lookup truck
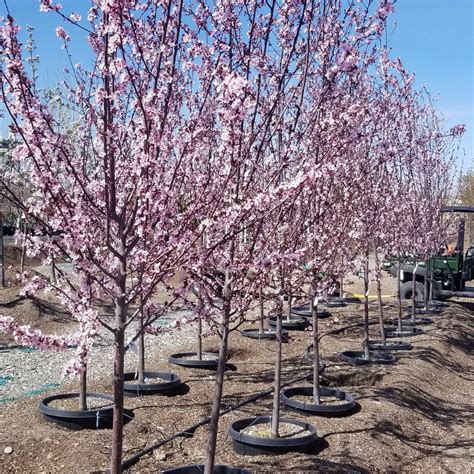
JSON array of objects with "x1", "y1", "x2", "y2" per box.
[{"x1": 383, "y1": 206, "x2": 474, "y2": 300}]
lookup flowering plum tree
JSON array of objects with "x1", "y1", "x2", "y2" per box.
[
  {"x1": 0, "y1": 0, "x2": 463, "y2": 473},
  {"x1": 0, "y1": 1, "x2": 220, "y2": 471}
]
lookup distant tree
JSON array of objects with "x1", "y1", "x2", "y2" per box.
[{"x1": 459, "y1": 171, "x2": 474, "y2": 245}]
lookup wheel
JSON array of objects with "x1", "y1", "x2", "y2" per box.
[{"x1": 400, "y1": 281, "x2": 425, "y2": 301}]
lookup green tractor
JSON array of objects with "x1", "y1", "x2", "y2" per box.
[{"x1": 384, "y1": 206, "x2": 474, "y2": 300}]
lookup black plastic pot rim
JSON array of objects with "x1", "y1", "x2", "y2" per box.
[
  {"x1": 239, "y1": 328, "x2": 289, "y2": 339},
  {"x1": 368, "y1": 340, "x2": 413, "y2": 351},
  {"x1": 428, "y1": 301, "x2": 447, "y2": 307},
  {"x1": 162, "y1": 465, "x2": 251, "y2": 474},
  {"x1": 385, "y1": 325, "x2": 423, "y2": 333},
  {"x1": 386, "y1": 317, "x2": 433, "y2": 326},
  {"x1": 268, "y1": 316, "x2": 309, "y2": 330},
  {"x1": 40, "y1": 392, "x2": 114, "y2": 419},
  {"x1": 406, "y1": 308, "x2": 442, "y2": 315},
  {"x1": 385, "y1": 327, "x2": 423, "y2": 339},
  {"x1": 228, "y1": 416, "x2": 317, "y2": 447},
  {"x1": 328, "y1": 295, "x2": 360, "y2": 303},
  {"x1": 290, "y1": 305, "x2": 331, "y2": 318},
  {"x1": 168, "y1": 352, "x2": 219, "y2": 368},
  {"x1": 336, "y1": 296, "x2": 361, "y2": 304},
  {"x1": 339, "y1": 350, "x2": 397, "y2": 365},
  {"x1": 324, "y1": 300, "x2": 347, "y2": 308},
  {"x1": 404, "y1": 301, "x2": 426, "y2": 309},
  {"x1": 123, "y1": 371, "x2": 181, "y2": 395},
  {"x1": 281, "y1": 386, "x2": 356, "y2": 414}
]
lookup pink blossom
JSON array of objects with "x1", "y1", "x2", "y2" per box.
[
  {"x1": 69, "y1": 13, "x2": 81, "y2": 22},
  {"x1": 449, "y1": 124, "x2": 466, "y2": 137},
  {"x1": 55, "y1": 26, "x2": 70, "y2": 42}
]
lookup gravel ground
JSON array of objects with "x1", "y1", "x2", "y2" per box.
[
  {"x1": 1, "y1": 245, "x2": 473, "y2": 473},
  {"x1": 0, "y1": 254, "x2": 387, "y2": 406},
  {"x1": 0, "y1": 300, "x2": 199, "y2": 404},
  {"x1": 0, "y1": 298, "x2": 472, "y2": 473}
]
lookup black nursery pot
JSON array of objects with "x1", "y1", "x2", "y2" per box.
[
  {"x1": 335, "y1": 295, "x2": 361, "y2": 304},
  {"x1": 428, "y1": 301, "x2": 447, "y2": 308},
  {"x1": 291, "y1": 304, "x2": 331, "y2": 319},
  {"x1": 39, "y1": 392, "x2": 134, "y2": 430},
  {"x1": 163, "y1": 465, "x2": 251, "y2": 474},
  {"x1": 339, "y1": 350, "x2": 397, "y2": 365},
  {"x1": 405, "y1": 301, "x2": 425, "y2": 309},
  {"x1": 325, "y1": 299, "x2": 347, "y2": 308},
  {"x1": 384, "y1": 326, "x2": 423, "y2": 338},
  {"x1": 168, "y1": 352, "x2": 219, "y2": 369},
  {"x1": 268, "y1": 315, "x2": 309, "y2": 331},
  {"x1": 123, "y1": 371, "x2": 181, "y2": 397},
  {"x1": 386, "y1": 317, "x2": 433, "y2": 326},
  {"x1": 281, "y1": 386, "x2": 356, "y2": 416},
  {"x1": 228, "y1": 416, "x2": 317, "y2": 456},
  {"x1": 406, "y1": 307, "x2": 442, "y2": 315},
  {"x1": 240, "y1": 328, "x2": 289, "y2": 340},
  {"x1": 368, "y1": 340, "x2": 413, "y2": 351}
]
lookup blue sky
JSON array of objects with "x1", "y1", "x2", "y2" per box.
[{"x1": 1, "y1": 0, "x2": 472, "y2": 168}]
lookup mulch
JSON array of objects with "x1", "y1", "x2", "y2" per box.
[{"x1": 1, "y1": 297, "x2": 473, "y2": 473}]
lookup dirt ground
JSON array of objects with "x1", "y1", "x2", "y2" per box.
[{"x1": 0, "y1": 243, "x2": 473, "y2": 473}]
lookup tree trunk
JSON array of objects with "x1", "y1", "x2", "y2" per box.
[
  {"x1": 197, "y1": 315, "x2": 203, "y2": 361},
  {"x1": 138, "y1": 308, "x2": 145, "y2": 384},
  {"x1": 429, "y1": 259, "x2": 434, "y2": 304},
  {"x1": 258, "y1": 288, "x2": 265, "y2": 334},
  {"x1": 340, "y1": 275, "x2": 344, "y2": 299},
  {"x1": 51, "y1": 255, "x2": 57, "y2": 285},
  {"x1": 204, "y1": 290, "x2": 231, "y2": 474},
  {"x1": 424, "y1": 256, "x2": 431, "y2": 309},
  {"x1": 374, "y1": 249, "x2": 385, "y2": 344},
  {"x1": 0, "y1": 214, "x2": 5, "y2": 288},
  {"x1": 270, "y1": 300, "x2": 282, "y2": 437},
  {"x1": 397, "y1": 255, "x2": 403, "y2": 333},
  {"x1": 363, "y1": 250, "x2": 370, "y2": 360},
  {"x1": 110, "y1": 276, "x2": 127, "y2": 474},
  {"x1": 20, "y1": 221, "x2": 26, "y2": 274},
  {"x1": 286, "y1": 293, "x2": 292, "y2": 322},
  {"x1": 79, "y1": 365, "x2": 87, "y2": 410},
  {"x1": 411, "y1": 262, "x2": 419, "y2": 324},
  {"x1": 310, "y1": 283, "x2": 320, "y2": 404}
]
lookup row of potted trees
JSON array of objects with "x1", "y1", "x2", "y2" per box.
[{"x1": 0, "y1": 0, "x2": 462, "y2": 472}]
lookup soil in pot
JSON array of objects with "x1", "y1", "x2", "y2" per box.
[
  {"x1": 126, "y1": 376, "x2": 166, "y2": 384},
  {"x1": 163, "y1": 465, "x2": 251, "y2": 474},
  {"x1": 268, "y1": 316, "x2": 309, "y2": 330},
  {"x1": 384, "y1": 326, "x2": 423, "y2": 338},
  {"x1": 386, "y1": 317, "x2": 433, "y2": 326},
  {"x1": 290, "y1": 305, "x2": 331, "y2": 319},
  {"x1": 228, "y1": 416, "x2": 318, "y2": 456},
  {"x1": 293, "y1": 395, "x2": 347, "y2": 405},
  {"x1": 39, "y1": 392, "x2": 134, "y2": 430},
  {"x1": 281, "y1": 386, "x2": 356, "y2": 416},
  {"x1": 123, "y1": 371, "x2": 182, "y2": 397},
  {"x1": 368, "y1": 340, "x2": 413, "y2": 351},
  {"x1": 240, "y1": 328, "x2": 289, "y2": 340},
  {"x1": 408, "y1": 307, "x2": 442, "y2": 315},
  {"x1": 243, "y1": 422, "x2": 312, "y2": 439},
  {"x1": 177, "y1": 353, "x2": 217, "y2": 361},
  {"x1": 48, "y1": 396, "x2": 112, "y2": 411}
]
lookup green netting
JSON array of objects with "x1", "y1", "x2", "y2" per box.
[
  {"x1": 0, "y1": 375, "x2": 13, "y2": 387},
  {"x1": 0, "y1": 381, "x2": 62, "y2": 404}
]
